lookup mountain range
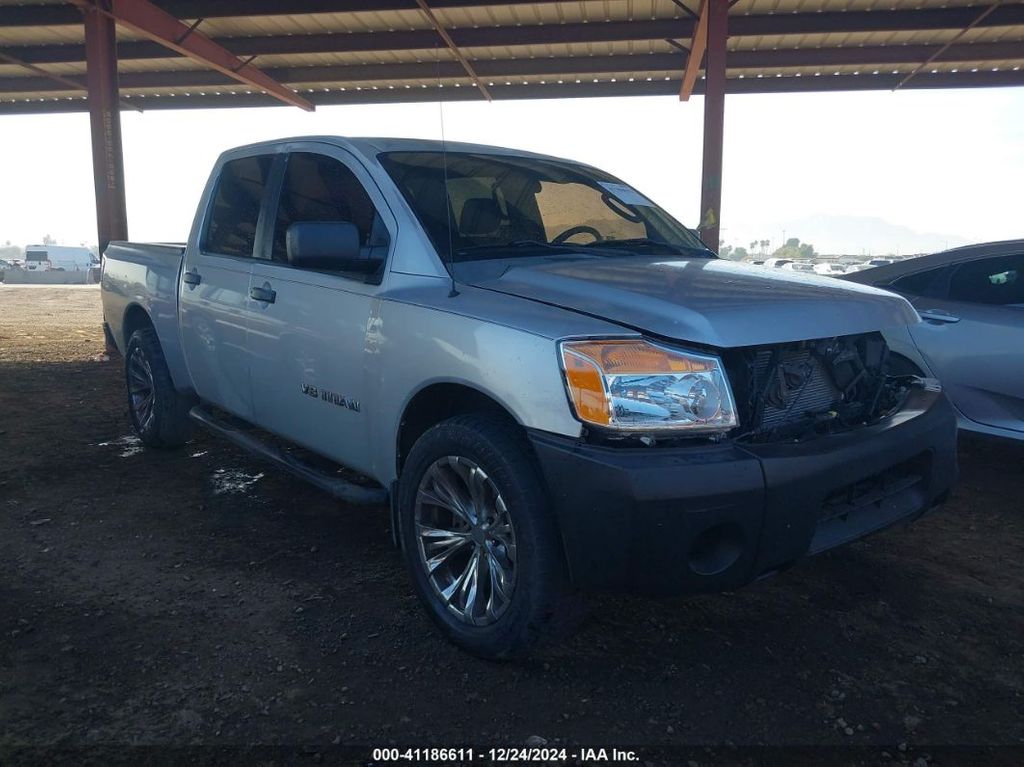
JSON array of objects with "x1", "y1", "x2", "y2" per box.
[{"x1": 727, "y1": 214, "x2": 971, "y2": 257}]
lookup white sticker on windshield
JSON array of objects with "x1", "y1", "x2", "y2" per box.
[{"x1": 599, "y1": 182, "x2": 654, "y2": 207}]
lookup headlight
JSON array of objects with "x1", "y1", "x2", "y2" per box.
[{"x1": 559, "y1": 339, "x2": 738, "y2": 433}]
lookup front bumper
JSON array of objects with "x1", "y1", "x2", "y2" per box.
[{"x1": 529, "y1": 388, "x2": 957, "y2": 594}]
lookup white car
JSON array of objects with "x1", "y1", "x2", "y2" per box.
[
  {"x1": 781, "y1": 261, "x2": 816, "y2": 273},
  {"x1": 844, "y1": 240, "x2": 1024, "y2": 442}
]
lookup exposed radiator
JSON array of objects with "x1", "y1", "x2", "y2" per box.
[{"x1": 750, "y1": 348, "x2": 842, "y2": 430}]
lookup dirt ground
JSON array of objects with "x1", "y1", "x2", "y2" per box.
[{"x1": 1, "y1": 286, "x2": 1021, "y2": 760}]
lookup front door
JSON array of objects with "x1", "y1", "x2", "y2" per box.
[
  {"x1": 247, "y1": 146, "x2": 394, "y2": 475},
  {"x1": 179, "y1": 152, "x2": 276, "y2": 420},
  {"x1": 907, "y1": 253, "x2": 1024, "y2": 434}
]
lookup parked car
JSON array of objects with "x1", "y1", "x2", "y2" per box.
[
  {"x1": 101, "y1": 137, "x2": 957, "y2": 658},
  {"x1": 812, "y1": 262, "x2": 848, "y2": 276},
  {"x1": 844, "y1": 240, "x2": 1024, "y2": 441},
  {"x1": 781, "y1": 261, "x2": 816, "y2": 273}
]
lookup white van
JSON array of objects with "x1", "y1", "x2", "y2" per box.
[{"x1": 24, "y1": 245, "x2": 97, "y2": 272}]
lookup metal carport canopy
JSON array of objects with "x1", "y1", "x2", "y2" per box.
[{"x1": 2, "y1": 0, "x2": 1023, "y2": 252}]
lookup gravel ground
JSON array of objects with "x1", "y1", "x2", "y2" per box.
[{"x1": 0, "y1": 286, "x2": 1022, "y2": 761}]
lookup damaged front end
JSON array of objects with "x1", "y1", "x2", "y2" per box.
[{"x1": 726, "y1": 332, "x2": 934, "y2": 444}]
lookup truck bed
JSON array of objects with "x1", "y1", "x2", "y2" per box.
[{"x1": 101, "y1": 241, "x2": 189, "y2": 387}]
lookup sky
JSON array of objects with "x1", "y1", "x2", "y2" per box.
[{"x1": 1, "y1": 86, "x2": 1022, "y2": 256}]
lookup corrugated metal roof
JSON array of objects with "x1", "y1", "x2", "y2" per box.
[{"x1": 0, "y1": 0, "x2": 1021, "y2": 112}]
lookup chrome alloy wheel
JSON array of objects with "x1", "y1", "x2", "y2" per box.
[
  {"x1": 414, "y1": 456, "x2": 518, "y2": 626},
  {"x1": 127, "y1": 347, "x2": 156, "y2": 430}
]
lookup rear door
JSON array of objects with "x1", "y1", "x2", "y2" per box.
[
  {"x1": 900, "y1": 253, "x2": 1024, "y2": 434},
  {"x1": 246, "y1": 144, "x2": 394, "y2": 474},
  {"x1": 179, "y1": 151, "x2": 278, "y2": 420}
]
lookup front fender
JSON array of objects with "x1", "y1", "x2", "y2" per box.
[{"x1": 370, "y1": 301, "x2": 583, "y2": 485}]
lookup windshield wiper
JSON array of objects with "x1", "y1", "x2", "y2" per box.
[
  {"x1": 583, "y1": 238, "x2": 713, "y2": 257},
  {"x1": 455, "y1": 239, "x2": 590, "y2": 256}
]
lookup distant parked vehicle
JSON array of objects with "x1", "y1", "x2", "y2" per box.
[
  {"x1": 24, "y1": 245, "x2": 97, "y2": 272},
  {"x1": 813, "y1": 263, "x2": 847, "y2": 276},
  {"x1": 762, "y1": 257, "x2": 792, "y2": 268},
  {"x1": 844, "y1": 240, "x2": 1024, "y2": 441},
  {"x1": 781, "y1": 261, "x2": 816, "y2": 273}
]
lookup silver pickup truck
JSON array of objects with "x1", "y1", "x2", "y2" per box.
[{"x1": 102, "y1": 136, "x2": 957, "y2": 658}]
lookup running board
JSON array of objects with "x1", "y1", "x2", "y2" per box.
[{"x1": 189, "y1": 406, "x2": 387, "y2": 506}]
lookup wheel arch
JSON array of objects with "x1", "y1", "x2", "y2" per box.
[
  {"x1": 389, "y1": 381, "x2": 529, "y2": 552},
  {"x1": 120, "y1": 302, "x2": 193, "y2": 394},
  {"x1": 395, "y1": 380, "x2": 524, "y2": 477},
  {"x1": 121, "y1": 302, "x2": 155, "y2": 349}
]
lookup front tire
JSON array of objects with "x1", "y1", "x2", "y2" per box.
[
  {"x1": 125, "y1": 326, "x2": 192, "y2": 448},
  {"x1": 398, "y1": 413, "x2": 576, "y2": 659}
]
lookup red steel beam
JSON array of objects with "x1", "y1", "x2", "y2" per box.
[
  {"x1": 83, "y1": 0, "x2": 129, "y2": 257},
  {"x1": 0, "y1": 49, "x2": 141, "y2": 112},
  {"x1": 895, "y1": 2, "x2": 1004, "y2": 90},
  {"x1": 72, "y1": 0, "x2": 314, "y2": 111},
  {"x1": 414, "y1": 0, "x2": 491, "y2": 100},
  {"x1": 698, "y1": 0, "x2": 728, "y2": 250},
  {"x1": 678, "y1": 0, "x2": 709, "y2": 101}
]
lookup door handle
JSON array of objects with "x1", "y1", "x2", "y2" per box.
[
  {"x1": 182, "y1": 270, "x2": 201, "y2": 287},
  {"x1": 919, "y1": 309, "x2": 960, "y2": 324},
  {"x1": 250, "y1": 283, "x2": 276, "y2": 304}
]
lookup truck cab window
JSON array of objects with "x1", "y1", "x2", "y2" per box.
[
  {"x1": 271, "y1": 152, "x2": 389, "y2": 264},
  {"x1": 203, "y1": 155, "x2": 273, "y2": 258}
]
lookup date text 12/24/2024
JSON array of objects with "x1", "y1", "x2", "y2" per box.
[{"x1": 372, "y1": 747, "x2": 640, "y2": 762}]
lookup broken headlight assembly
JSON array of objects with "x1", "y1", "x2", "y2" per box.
[{"x1": 559, "y1": 339, "x2": 738, "y2": 433}]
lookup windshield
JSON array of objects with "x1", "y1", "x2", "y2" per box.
[{"x1": 378, "y1": 151, "x2": 712, "y2": 265}]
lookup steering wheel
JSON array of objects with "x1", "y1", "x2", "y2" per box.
[{"x1": 551, "y1": 225, "x2": 603, "y2": 245}]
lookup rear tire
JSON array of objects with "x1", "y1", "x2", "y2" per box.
[
  {"x1": 125, "y1": 326, "x2": 192, "y2": 449},
  {"x1": 398, "y1": 413, "x2": 577, "y2": 659}
]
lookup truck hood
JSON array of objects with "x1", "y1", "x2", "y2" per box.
[{"x1": 468, "y1": 256, "x2": 919, "y2": 348}]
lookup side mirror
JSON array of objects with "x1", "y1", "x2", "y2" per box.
[{"x1": 286, "y1": 221, "x2": 380, "y2": 273}]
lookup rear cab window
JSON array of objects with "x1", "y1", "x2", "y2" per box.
[{"x1": 203, "y1": 155, "x2": 274, "y2": 258}]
